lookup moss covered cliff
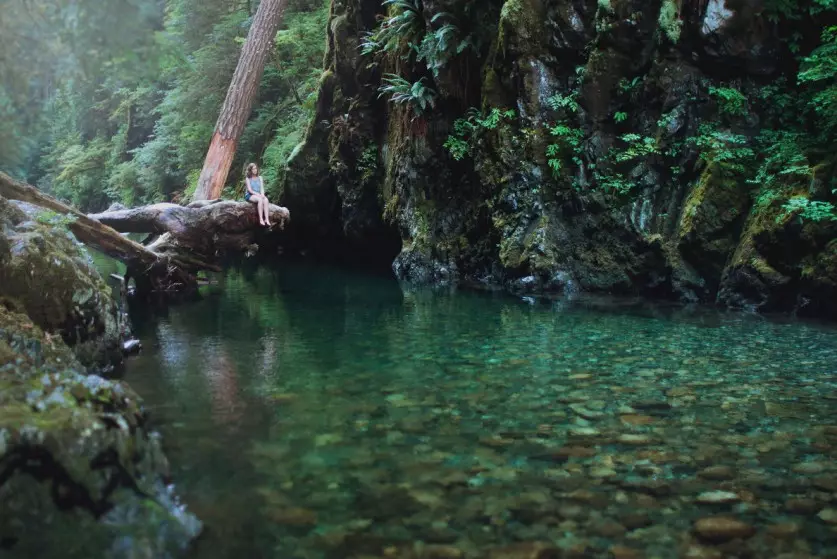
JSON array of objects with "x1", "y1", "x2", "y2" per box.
[{"x1": 282, "y1": 0, "x2": 837, "y2": 318}]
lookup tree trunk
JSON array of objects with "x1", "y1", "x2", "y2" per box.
[
  {"x1": 0, "y1": 171, "x2": 290, "y2": 296},
  {"x1": 192, "y1": 0, "x2": 288, "y2": 201}
]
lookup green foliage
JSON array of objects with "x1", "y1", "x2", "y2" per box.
[
  {"x1": 378, "y1": 75, "x2": 437, "y2": 117},
  {"x1": 444, "y1": 108, "x2": 516, "y2": 160},
  {"x1": 799, "y1": 26, "x2": 837, "y2": 131},
  {"x1": 360, "y1": 0, "x2": 425, "y2": 57},
  {"x1": 546, "y1": 122, "x2": 584, "y2": 177},
  {"x1": 615, "y1": 134, "x2": 659, "y2": 162},
  {"x1": 658, "y1": 0, "x2": 682, "y2": 43},
  {"x1": 708, "y1": 86, "x2": 749, "y2": 117},
  {"x1": 613, "y1": 111, "x2": 629, "y2": 123},
  {"x1": 414, "y1": 13, "x2": 478, "y2": 77},
  {"x1": 778, "y1": 196, "x2": 837, "y2": 222},
  {"x1": 0, "y1": 0, "x2": 330, "y2": 211},
  {"x1": 690, "y1": 125, "x2": 754, "y2": 174},
  {"x1": 357, "y1": 145, "x2": 380, "y2": 184},
  {"x1": 34, "y1": 210, "x2": 77, "y2": 230},
  {"x1": 546, "y1": 93, "x2": 581, "y2": 114},
  {"x1": 749, "y1": 130, "x2": 813, "y2": 190}
]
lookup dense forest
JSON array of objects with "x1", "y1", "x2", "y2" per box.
[{"x1": 0, "y1": 0, "x2": 328, "y2": 211}]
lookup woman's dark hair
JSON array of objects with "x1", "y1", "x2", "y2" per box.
[{"x1": 245, "y1": 163, "x2": 259, "y2": 178}]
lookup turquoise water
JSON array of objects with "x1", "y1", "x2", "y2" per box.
[{"x1": 124, "y1": 262, "x2": 837, "y2": 558}]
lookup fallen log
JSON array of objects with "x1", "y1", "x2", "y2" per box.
[
  {"x1": 88, "y1": 200, "x2": 290, "y2": 258},
  {"x1": 0, "y1": 171, "x2": 290, "y2": 295},
  {"x1": 0, "y1": 172, "x2": 199, "y2": 292}
]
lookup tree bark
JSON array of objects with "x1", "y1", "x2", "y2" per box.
[
  {"x1": 192, "y1": 0, "x2": 289, "y2": 201},
  {"x1": 0, "y1": 172, "x2": 200, "y2": 292},
  {"x1": 1, "y1": 171, "x2": 291, "y2": 296}
]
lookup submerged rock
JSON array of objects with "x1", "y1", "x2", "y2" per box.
[{"x1": 0, "y1": 305, "x2": 201, "y2": 557}]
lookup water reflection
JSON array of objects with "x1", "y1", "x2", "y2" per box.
[{"x1": 120, "y1": 262, "x2": 837, "y2": 559}]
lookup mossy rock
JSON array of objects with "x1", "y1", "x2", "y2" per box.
[
  {"x1": 0, "y1": 200, "x2": 125, "y2": 373},
  {"x1": 676, "y1": 164, "x2": 749, "y2": 293},
  {"x1": 0, "y1": 305, "x2": 201, "y2": 557}
]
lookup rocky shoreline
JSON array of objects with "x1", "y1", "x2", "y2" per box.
[
  {"x1": 0, "y1": 195, "x2": 201, "y2": 557},
  {"x1": 280, "y1": 0, "x2": 837, "y2": 320}
]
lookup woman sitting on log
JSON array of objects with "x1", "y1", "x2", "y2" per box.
[{"x1": 244, "y1": 163, "x2": 272, "y2": 227}]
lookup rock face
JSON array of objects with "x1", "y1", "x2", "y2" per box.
[
  {"x1": 0, "y1": 197, "x2": 126, "y2": 373},
  {"x1": 282, "y1": 0, "x2": 837, "y2": 318},
  {"x1": 0, "y1": 305, "x2": 201, "y2": 557},
  {"x1": 0, "y1": 195, "x2": 200, "y2": 556}
]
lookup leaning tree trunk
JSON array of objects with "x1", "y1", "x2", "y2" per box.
[{"x1": 192, "y1": 0, "x2": 288, "y2": 201}]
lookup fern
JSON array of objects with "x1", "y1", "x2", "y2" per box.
[
  {"x1": 378, "y1": 75, "x2": 437, "y2": 116},
  {"x1": 444, "y1": 107, "x2": 516, "y2": 160}
]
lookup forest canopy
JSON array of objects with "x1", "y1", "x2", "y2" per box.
[{"x1": 0, "y1": 0, "x2": 328, "y2": 212}]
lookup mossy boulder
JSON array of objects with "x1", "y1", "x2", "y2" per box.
[
  {"x1": 0, "y1": 305, "x2": 201, "y2": 558},
  {"x1": 0, "y1": 197, "x2": 125, "y2": 373},
  {"x1": 718, "y1": 193, "x2": 837, "y2": 316}
]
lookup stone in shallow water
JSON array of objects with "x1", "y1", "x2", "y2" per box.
[
  {"x1": 620, "y1": 414, "x2": 655, "y2": 426},
  {"x1": 693, "y1": 516, "x2": 756, "y2": 542},
  {"x1": 617, "y1": 434, "x2": 654, "y2": 445},
  {"x1": 425, "y1": 545, "x2": 464, "y2": 559},
  {"x1": 791, "y1": 462, "x2": 828, "y2": 474},
  {"x1": 268, "y1": 507, "x2": 318, "y2": 527},
  {"x1": 609, "y1": 545, "x2": 642, "y2": 559},
  {"x1": 487, "y1": 541, "x2": 560, "y2": 559},
  {"x1": 812, "y1": 475, "x2": 837, "y2": 491},
  {"x1": 784, "y1": 498, "x2": 822, "y2": 515},
  {"x1": 589, "y1": 467, "x2": 618, "y2": 479},
  {"x1": 568, "y1": 426, "x2": 600, "y2": 437},
  {"x1": 766, "y1": 522, "x2": 801, "y2": 539},
  {"x1": 697, "y1": 465, "x2": 735, "y2": 481},
  {"x1": 695, "y1": 491, "x2": 740, "y2": 504},
  {"x1": 818, "y1": 508, "x2": 837, "y2": 524},
  {"x1": 569, "y1": 403, "x2": 605, "y2": 420}
]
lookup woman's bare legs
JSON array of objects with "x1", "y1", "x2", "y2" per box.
[
  {"x1": 262, "y1": 195, "x2": 272, "y2": 227},
  {"x1": 249, "y1": 194, "x2": 265, "y2": 226}
]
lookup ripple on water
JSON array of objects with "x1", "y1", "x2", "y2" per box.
[{"x1": 123, "y1": 264, "x2": 837, "y2": 559}]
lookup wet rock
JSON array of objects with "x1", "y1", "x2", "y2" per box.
[
  {"x1": 122, "y1": 338, "x2": 142, "y2": 354},
  {"x1": 766, "y1": 522, "x2": 801, "y2": 539},
  {"x1": 0, "y1": 306, "x2": 200, "y2": 556},
  {"x1": 425, "y1": 545, "x2": 465, "y2": 559},
  {"x1": 590, "y1": 519, "x2": 626, "y2": 538},
  {"x1": 697, "y1": 466, "x2": 736, "y2": 481},
  {"x1": 487, "y1": 542, "x2": 560, "y2": 559},
  {"x1": 567, "y1": 426, "x2": 600, "y2": 437},
  {"x1": 0, "y1": 200, "x2": 126, "y2": 373},
  {"x1": 619, "y1": 478, "x2": 672, "y2": 496},
  {"x1": 631, "y1": 400, "x2": 672, "y2": 413},
  {"x1": 811, "y1": 475, "x2": 837, "y2": 492},
  {"x1": 617, "y1": 434, "x2": 655, "y2": 445},
  {"x1": 621, "y1": 512, "x2": 653, "y2": 530},
  {"x1": 818, "y1": 508, "x2": 837, "y2": 524},
  {"x1": 791, "y1": 462, "x2": 828, "y2": 475},
  {"x1": 610, "y1": 545, "x2": 642, "y2": 559},
  {"x1": 784, "y1": 498, "x2": 823, "y2": 515},
  {"x1": 620, "y1": 414, "x2": 655, "y2": 426},
  {"x1": 569, "y1": 403, "x2": 604, "y2": 420},
  {"x1": 695, "y1": 491, "x2": 740, "y2": 505},
  {"x1": 269, "y1": 507, "x2": 318, "y2": 527},
  {"x1": 693, "y1": 516, "x2": 756, "y2": 542}
]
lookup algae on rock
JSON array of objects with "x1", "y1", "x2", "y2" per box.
[
  {"x1": 0, "y1": 196, "x2": 126, "y2": 373},
  {"x1": 0, "y1": 305, "x2": 201, "y2": 558}
]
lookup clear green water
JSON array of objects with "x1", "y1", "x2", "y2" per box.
[{"x1": 124, "y1": 262, "x2": 837, "y2": 559}]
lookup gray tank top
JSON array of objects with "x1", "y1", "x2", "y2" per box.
[{"x1": 248, "y1": 177, "x2": 263, "y2": 193}]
